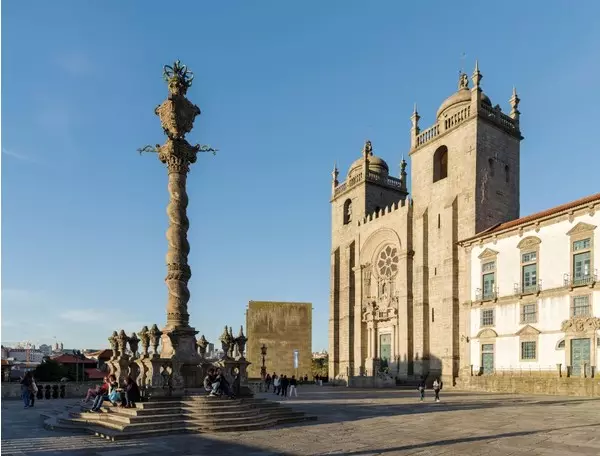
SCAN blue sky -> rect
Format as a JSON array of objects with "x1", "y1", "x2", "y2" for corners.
[{"x1": 2, "y1": 1, "x2": 599, "y2": 352}]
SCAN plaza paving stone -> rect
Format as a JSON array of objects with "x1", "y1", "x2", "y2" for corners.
[{"x1": 2, "y1": 385, "x2": 600, "y2": 455}]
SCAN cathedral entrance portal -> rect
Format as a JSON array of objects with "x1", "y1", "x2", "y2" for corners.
[{"x1": 380, "y1": 333, "x2": 391, "y2": 362}]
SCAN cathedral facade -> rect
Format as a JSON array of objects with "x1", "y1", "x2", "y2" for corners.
[{"x1": 329, "y1": 63, "x2": 523, "y2": 385}]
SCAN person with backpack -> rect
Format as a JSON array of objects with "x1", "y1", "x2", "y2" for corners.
[{"x1": 432, "y1": 377, "x2": 443, "y2": 402}]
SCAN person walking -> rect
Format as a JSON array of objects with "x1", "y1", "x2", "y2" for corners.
[
  {"x1": 288, "y1": 375, "x2": 298, "y2": 397},
  {"x1": 273, "y1": 374, "x2": 281, "y2": 395},
  {"x1": 281, "y1": 375, "x2": 289, "y2": 398},
  {"x1": 20, "y1": 372, "x2": 32, "y2": 409},
  {"x1": 417, "y1": 376, "x2": 426, "y2": 402},
  {"x1": 432, "y1": 378, "x2": 442, "y2": 403},
  {"x1": 29, "y1": 376, "x2": 38, "y2": 407}
]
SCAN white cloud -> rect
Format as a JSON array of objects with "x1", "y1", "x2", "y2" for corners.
[
  {"x1": 1, "y1": 148, "x2": 41, "y2": 164},
  {"x1": 60, "y1": 309, "x2": 104, "y2": 323}
]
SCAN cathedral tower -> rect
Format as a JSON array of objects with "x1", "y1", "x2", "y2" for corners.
[
  {"x1": 329, "y1": 141, "x2": 409, "y2": 379},
  {"x1": 409, "y1": 62, "x2": 523, "y2": 383}
]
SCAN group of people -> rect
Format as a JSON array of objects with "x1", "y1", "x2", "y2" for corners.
[
  {"x1": 417, "y1": 376, "x2": 443, "y2": 402},
  {"x1": 264, "y1": 373, "x2": 299, "y2": 398},
  {"x1": 203, "y1": 367, "x2": 239, "y2": 399},
  {"x1": 19, "y1": 372, "x2": 38, "y2": 408},
  {"x1": 85, "y1": 375, "x2": 141, "y2": 412}
]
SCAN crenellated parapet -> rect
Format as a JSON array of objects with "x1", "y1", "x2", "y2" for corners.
[{"x1": 358, "y1": 198, "x2": 413, "y2": 227}]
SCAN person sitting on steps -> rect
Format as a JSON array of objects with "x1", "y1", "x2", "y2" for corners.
[
  {"x1": 82, "y1": 376, "x2": 108, "y2": 404},
  {"x1": 123, "y1": 376, "x2": 140, "y2": 408},
  {"x1": 208, "y1": 368, "x2": 235, "y2": 399},
  {"x1": 203, "y1": 368, "x2": 217, "y2": 395},
  {"x1": 90, "y1": 374, "x2": 119, "y2": 412}
]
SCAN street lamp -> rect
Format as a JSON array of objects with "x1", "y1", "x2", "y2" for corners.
[{"x1": 260, "y1": 344, "x2": 267, "y2": 379}]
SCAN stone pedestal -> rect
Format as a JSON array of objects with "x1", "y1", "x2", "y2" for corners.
[
  {"x1": 160, "y1": 326, "x2": 202, "y2": 389},
  {"x1": 212, "y1": 358, "x2": 252, "y2": 397}
]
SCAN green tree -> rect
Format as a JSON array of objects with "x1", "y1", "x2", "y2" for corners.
[
  {"x1": 33, "y1": 358, "x2": 69, "y2": 382},
  {"x1": 311, "y1": 357, "x2": 329, "y2": 379}
]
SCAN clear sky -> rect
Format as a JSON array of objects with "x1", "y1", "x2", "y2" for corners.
[{"x1": 2, "y1": 1, "x2": 599, "y2": 352}]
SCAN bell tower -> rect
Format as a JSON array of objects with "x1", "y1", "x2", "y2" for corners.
[
  {"x1": 329, "y1": 140, "x2": 408, "y2": 379},
  {"x1": 409, "y1": 62, "x2": 523, "y2": 384}
]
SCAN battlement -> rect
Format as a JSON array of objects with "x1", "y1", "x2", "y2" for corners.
[{"x1": 358, "y1": 198, "x2": 412, "y2": 226}]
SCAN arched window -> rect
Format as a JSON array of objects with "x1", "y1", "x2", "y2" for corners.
[
  {"x1": 343, "y1": 199, "x2": 352, "y2": 225},
  {"x1": 505, "y1": 165, "x2": 510, "y2": 183},
  {"x1": 433, "y1": 146, "x2": 448, "y2": 182},
  {"x1": 556, "y1": 339, "x2": 565, "y2": 349}
]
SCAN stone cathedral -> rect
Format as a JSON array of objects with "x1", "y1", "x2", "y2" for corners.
[{"x1": 329, "y1": 63, "x2": 523, "y2": 385}]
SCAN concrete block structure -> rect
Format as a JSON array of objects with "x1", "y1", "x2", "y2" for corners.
[{"x1": 246, "y1": 301, "x2": 312, "y2": 379}]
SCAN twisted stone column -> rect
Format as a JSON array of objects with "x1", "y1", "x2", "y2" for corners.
[{"x1": 163, "y1": 151, "x2": 192, "y2": 328}]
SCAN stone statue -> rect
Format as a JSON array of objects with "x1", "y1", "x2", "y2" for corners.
[
  {"x1": 228, "y1": 327, "x2": 236, "y2": 359},
  {"x1": 108, "y1": 331, "x2": 119, "y2": 358},
  {"x1": 149, "y1": 324, "x2": 162, "y2": 355},
  {"x1": 116, "y1": 330, "x2": 129, "y2": 357},
  {"x1": 459, "y1": 72, "x2": 469, "y2": 89},
  {"x1": 138, "y1": 326, "x2": 150, "y2": 357},
  {"x1": 219, "y1": 326, "x2": 234, "y2": 359},
  {"x1": 235, "y1": 326, "x2": 247, "y2": 360},
  {"x1": 362, "y1": 140, "x2": 373, "y2": 157},
  {"x1": 128, "y1": 332, "x2": 140, "y2": 358},
  {"x1": 197, "y1": 334, "x2": 208, "y2": 358}
]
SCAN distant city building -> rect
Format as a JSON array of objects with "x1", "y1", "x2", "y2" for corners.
[
  {"x1": 312, "y1": 350, "x2": 328, "y2": 360},
  {"x1": 39, "y1": 344, "x2": 53, "y2": 356}
]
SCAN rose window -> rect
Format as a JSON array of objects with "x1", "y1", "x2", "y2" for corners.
[{"x1": 377, "y1": 245, "x2": 399, "y2": 277}]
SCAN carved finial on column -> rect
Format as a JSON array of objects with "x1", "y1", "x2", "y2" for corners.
[
  {"x1": 509, "y1": 86, "x2": 521, "y2": 125},
  {"x1": 331, "y1": 162, "x2": 339, "y2": 194},
  {"x1": 400, "y1": 156, "x2": 408, "y2": 192},
  {"x1": 138, "y1": 326, "x2": 150, "y2": 357},
  {"x1": 149, "y1": 324, "x2": 162, "y2": 356},
  {"x1": 117, "y1": 330, "x2": 129, "y2": 357},
  {"x1": 108, "y1": 331, "x2": 119, "y2": 359},
  {"x1": 197, "y1": 334, "x2": 208, "y2": 358},
  {"x1": 410, "y1": 104, "x2": 420, "y2": 150},
  {"x1": 472, "y1": 59, "x2": 482, "y2": 89},
  {"x1": 128, "y1": 333, "x2": 140, "y2": 359},
  {"x1": 236, "y1": 325, "x2": 248, "y2": 360}
]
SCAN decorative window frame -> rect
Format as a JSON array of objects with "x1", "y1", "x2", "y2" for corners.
[
  {"x1": 477, "y1": 328, "x2": 497, "y2": 375},
  {"x1": 516, "y1": 236, "x2": 541, "y2": 296},
  {"x1": 480, "y1": 308, "x2": 495, "y2": 328},
  {"x1": 519, "y1": 301, "x2": 538, "y2": 324},
  {"x1": 516, "y1": 324, "x2": 540, "y2": 362},
  {"x1": 566, "y1": 222, "x2": 596, "y2": 288},
  {"x1": 570, "y1": 293, "x2": 591, "y2": 318},
  {"x1": 556, "y1": 339, "x2": 565, "y2": 350},
  {"x1": 560, "y1": 315, "x2": 600, "y2": 375},
  {"x1": 477, "y1": 248, "x2": 498, "y2": 301}
]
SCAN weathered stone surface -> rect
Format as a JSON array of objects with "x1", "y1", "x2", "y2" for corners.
[
  {"x1": 3, "y1": 387, "x2": 599, "y2": 455},
  {"x1": 246, "y1": 301, "x2": 312, "y2": 379}
]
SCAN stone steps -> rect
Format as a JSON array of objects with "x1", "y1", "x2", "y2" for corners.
[{"x1": 45, "y1": 395, "x2": 317, "y2": 439}]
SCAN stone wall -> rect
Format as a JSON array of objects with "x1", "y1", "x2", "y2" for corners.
[
  {"x1": 246, "y1": 301, "x2": 312, "y2": 379},
  {"x1": 2, "y1": 381, "x2": 98, "y2": 400},
  {"x1": 457, "y1": 375, "x2": 600, "y2": 397},
  {"x1": 347, "y1": 375, "x2": 396, "y2": 388}
]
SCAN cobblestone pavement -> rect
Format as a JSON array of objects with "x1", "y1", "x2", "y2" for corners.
[{"x1": 2, "y1": 386, "x2": 600, "y2": 455}]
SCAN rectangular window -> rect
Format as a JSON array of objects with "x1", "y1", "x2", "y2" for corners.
[
  {"x1": 482, "y1": 261, "x2": 495, "y2": 272},
  {"x1": 521, "y1": 303, "x2": 537, "y2": 323},
  {"x1": 521, "y1": 252, "x2": 537, "y2": 263},
  {"x1": 573, "y1": 238, "x2": 591, "y2": 251},
  {"x1": 482, "y1": 273, "x2": 495, "y2": 299},
  {"x1": 521, "y1": 341, "x2": 536, "y2": 360},
  {"x1": 522, "y1": 264, "x2": 538, "y2": 291},
  {"x1": 481, "y1": 309, "x2": 494, "y2": 327},
  {"x1": 573, "y1": 251, "x2": 591, "y2": 283},
  {"x1": 572, "y1": 295, "x2": 590, "y2": 317}
]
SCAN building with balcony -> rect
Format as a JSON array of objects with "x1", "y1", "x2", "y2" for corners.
[{"x1": 460, "y1": 194, "x2": 600, "y2": 377}]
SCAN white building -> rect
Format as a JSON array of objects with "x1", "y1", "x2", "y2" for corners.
[{"x1": 460, "y1": 193, "x2": 600, "y2": 377}]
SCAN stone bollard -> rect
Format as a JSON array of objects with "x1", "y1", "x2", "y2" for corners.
[
  {"x1": 470, "y1": 365, "x2": 474, "y2": 377},
  {"x1": 592, "y1": 366, "x2": 596, "y2": 378},
  {"x1": 566, "y1": 366, "x2": 572, "y2": 377},
  {"x1": 556, "y1": 363, "x2": 562, "y2": 378}
]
